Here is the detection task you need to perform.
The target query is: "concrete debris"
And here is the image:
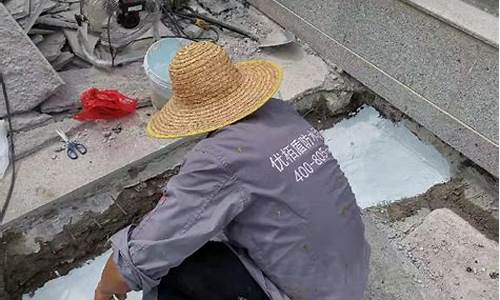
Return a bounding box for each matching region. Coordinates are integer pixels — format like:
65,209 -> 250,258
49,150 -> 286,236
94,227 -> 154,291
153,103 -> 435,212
48,6 -> 79,23
41,1 -> 59,14
4,0 -> 30,19
30,34 -> 44,45
183,24 -> 205,39
29,28 -> 56,35
403,208 -> 499,300
197,0 -> 239,15
17,0 -> 45,32
37,32 -> 67,62
35,15 -> 79,29
14,117 -> 83,160
10,112 -> 53,132
41,62 -> 152,113
45,2 -> 71,14
52,52 -> 75,71
66,57 -> 93,69
323,90 -> 353,115
0,3 -> 63,116
258,44 -> 330,102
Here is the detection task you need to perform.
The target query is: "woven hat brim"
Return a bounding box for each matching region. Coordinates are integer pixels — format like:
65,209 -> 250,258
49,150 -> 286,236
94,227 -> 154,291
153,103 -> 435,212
146,60 -> 283,139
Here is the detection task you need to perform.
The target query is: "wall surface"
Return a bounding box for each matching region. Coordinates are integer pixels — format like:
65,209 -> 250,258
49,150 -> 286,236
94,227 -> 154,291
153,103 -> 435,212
249,0 -> 499,176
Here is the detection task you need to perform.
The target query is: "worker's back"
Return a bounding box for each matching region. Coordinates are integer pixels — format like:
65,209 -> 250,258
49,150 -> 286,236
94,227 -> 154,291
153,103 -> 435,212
197,99 -> 370,300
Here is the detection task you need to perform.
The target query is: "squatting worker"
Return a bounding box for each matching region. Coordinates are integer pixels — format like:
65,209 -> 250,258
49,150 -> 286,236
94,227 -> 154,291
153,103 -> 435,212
94,42 -> 370,300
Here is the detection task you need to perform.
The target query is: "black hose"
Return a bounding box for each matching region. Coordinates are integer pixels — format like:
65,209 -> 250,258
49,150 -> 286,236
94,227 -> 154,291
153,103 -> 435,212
0,72 -> 16,225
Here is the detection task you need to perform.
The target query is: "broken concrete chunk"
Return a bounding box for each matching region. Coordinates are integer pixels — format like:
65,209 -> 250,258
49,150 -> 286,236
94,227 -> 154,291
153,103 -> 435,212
14,117 -> 82,160
35,15 -> 79,29
29,28 -> 56,35
258,43 -> 329,102
198,0 -> 238,15
403,209 -> 499,300
10,112 -> 53,132
37,32 -> 67,62
41,62 -> 152,113
45,2 -> 71,14
0,4 -> 63,116
4,0 -> 30,19
41,0 -> 58,13
17,0 -> 45,32
49,7 -> 79,24
52,51 -> 75,71
30,34 -> 44,44
323,90 -> 353,115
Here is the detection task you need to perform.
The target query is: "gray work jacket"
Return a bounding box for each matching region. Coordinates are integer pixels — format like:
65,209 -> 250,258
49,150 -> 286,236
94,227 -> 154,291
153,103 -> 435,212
111,99 -> 370,300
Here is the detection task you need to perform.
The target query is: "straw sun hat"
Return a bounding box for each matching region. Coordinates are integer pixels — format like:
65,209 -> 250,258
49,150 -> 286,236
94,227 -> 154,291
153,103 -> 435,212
146,41 -> 283,139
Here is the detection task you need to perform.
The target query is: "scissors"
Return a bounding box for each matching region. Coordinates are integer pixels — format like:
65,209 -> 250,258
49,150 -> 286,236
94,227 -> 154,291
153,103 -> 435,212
55,128 -> 87,160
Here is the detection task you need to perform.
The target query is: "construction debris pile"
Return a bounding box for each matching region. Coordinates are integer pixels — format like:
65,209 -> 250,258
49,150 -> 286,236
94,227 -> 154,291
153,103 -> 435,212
5,0 -> 83,70
0,0 -> 357,164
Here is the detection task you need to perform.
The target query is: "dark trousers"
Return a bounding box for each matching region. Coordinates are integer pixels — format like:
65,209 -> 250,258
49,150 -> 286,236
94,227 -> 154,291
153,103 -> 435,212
157,242 -> 270,300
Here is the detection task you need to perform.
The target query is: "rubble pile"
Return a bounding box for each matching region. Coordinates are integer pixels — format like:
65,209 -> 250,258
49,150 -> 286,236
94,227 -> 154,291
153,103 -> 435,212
5,0 -> 84,70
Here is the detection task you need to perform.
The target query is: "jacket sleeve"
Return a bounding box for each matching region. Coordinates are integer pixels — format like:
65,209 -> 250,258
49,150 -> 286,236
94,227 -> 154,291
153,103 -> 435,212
110,147 -> 247,292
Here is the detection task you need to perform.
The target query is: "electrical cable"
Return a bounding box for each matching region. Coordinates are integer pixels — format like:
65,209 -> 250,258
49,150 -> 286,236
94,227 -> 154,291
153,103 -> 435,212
0,72 -> 17,225
107,14 -> 117,67
103,1 -> 219,68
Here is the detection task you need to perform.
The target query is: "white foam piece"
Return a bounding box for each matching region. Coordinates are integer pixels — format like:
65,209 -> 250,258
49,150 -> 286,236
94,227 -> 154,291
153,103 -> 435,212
322,105 -> 450,208
22,250 -> 142,300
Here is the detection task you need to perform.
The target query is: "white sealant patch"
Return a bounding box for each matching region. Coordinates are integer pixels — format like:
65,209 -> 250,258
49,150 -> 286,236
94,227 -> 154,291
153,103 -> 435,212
24,105 -> 451,299
22,250 -> 142,300
322,105 -> 450,208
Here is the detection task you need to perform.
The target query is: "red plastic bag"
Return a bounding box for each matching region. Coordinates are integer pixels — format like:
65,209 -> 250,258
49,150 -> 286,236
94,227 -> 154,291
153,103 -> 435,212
73,88 -> 138,121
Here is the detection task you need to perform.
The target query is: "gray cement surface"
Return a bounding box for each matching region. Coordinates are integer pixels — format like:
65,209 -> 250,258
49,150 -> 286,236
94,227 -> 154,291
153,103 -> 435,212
17,0 -> 45,32
0,107 -> 178,223
11,112 -> 53,132
40,62 -> 152,113
403,209 -> 499,300
4,0 -> 30,19
51,51 -> 75,71
14,116 -> 83,160
462,0 -> 499,15
0,4 -> 63,116
36,32 -> 66,62
249,0 -> 499,176
363,213 -> 438,300
258,44 -> 331,101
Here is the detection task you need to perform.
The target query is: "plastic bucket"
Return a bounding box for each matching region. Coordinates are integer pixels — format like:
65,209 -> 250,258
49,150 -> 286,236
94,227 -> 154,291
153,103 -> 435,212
144,38 -> 189,110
